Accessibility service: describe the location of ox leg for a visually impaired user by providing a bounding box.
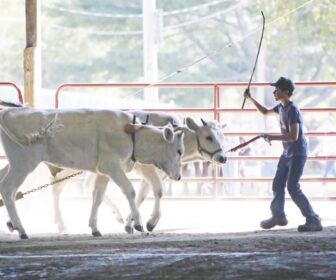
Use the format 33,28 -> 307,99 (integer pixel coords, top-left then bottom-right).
51,174 -> 68,233
125,179 -> 151,233
0,164 -> 9,181
0,164 -> 11,230
182,164 -> 190,195
0,165 -> 34,239
47,165 -> 69,233
142,170 -> 164,232
103,196 -> 124,224
194,162 -> 203,195
127,164 -> 163,232
84,172 -> 123,224
106,166 -> 143,233
89,175 -> 109,237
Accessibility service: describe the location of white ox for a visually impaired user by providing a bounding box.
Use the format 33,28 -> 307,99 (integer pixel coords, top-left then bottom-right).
0,107 -> 184,239
51,111 -> 227,235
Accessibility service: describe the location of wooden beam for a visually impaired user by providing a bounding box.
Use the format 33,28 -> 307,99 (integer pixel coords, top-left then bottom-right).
23,47 -> 35,106
26,0 -> 37,47
24,0 -> 38,106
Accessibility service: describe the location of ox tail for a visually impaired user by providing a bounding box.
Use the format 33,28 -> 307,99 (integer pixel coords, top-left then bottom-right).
0,110 -> 63,148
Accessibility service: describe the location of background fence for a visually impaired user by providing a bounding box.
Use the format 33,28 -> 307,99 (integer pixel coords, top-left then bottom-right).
0,81 -> 335,199
55,81 -> 336,199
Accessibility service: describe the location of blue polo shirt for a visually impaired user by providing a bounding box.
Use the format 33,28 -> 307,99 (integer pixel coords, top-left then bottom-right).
273,101 -> 307,157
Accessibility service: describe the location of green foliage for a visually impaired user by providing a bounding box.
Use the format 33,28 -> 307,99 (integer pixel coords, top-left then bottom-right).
1,0 -> 335,108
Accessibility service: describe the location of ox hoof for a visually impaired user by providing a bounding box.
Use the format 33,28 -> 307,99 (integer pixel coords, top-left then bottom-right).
134,225 -> 144,232
146,222 -> 156,232
57,225 -> 68,234
92,231 -> 102,237
125,226 -> 134,234
6,221 -> 14,232
20,233 -> 29,240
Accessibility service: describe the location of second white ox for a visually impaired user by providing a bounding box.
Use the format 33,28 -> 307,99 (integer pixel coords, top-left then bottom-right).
51,111 -> 227,235
0,107 -> 184,239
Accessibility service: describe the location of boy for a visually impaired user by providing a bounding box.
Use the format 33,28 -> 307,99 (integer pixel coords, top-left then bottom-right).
244,77 -> 323,232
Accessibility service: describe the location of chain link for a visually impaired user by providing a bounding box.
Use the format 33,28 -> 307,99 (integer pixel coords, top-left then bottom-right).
22,171 -> 84,196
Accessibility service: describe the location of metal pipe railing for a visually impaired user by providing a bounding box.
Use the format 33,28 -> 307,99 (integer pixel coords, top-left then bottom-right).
54,81 -> 336,188
0,82 -> 23,104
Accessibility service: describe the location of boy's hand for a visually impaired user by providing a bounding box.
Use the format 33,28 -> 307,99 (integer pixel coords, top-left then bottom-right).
261,134 -> 272,146
244,88 -> 251,99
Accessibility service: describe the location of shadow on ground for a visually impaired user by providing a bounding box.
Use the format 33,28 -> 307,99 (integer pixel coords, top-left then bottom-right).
1,226 -> 336,279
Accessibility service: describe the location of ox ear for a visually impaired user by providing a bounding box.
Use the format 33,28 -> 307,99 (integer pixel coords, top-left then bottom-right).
124,123 -> 142,134
221,123 -> 227,129
163,126 -> 174,143
185,117 -> 199,132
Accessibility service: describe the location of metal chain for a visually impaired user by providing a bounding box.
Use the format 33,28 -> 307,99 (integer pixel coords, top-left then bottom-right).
22,171 -> 83,196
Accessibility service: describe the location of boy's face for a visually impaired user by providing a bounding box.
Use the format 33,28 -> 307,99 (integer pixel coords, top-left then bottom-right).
273,87 -> 289,101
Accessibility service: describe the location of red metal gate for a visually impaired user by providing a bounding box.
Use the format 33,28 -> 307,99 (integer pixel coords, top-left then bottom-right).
55,81 -> 336,198
0,82 -> 23,161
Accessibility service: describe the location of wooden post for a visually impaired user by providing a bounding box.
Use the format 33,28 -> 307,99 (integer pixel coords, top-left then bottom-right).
24,0 -> 38,107
24,47 -> 35,106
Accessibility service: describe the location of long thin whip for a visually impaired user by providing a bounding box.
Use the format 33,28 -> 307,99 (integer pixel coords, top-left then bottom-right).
125,0 -> 314,100
226,135 -> 262,153
241,11 -> 265,109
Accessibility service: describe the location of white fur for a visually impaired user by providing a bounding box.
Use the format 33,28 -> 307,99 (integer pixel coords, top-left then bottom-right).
51,111 -> 227,234
0,108 -> 184,239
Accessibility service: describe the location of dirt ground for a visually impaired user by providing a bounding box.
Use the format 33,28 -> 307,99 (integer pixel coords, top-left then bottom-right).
0,198 -> 336,279
0,228 -> 336,280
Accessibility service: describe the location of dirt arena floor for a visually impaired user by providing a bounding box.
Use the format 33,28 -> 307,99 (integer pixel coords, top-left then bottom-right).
0,228 -> 336,280
1,197 -> 336,279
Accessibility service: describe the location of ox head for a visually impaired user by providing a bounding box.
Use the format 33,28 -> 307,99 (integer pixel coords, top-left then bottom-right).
185,117 -> 227,164
126,123 -> 184,181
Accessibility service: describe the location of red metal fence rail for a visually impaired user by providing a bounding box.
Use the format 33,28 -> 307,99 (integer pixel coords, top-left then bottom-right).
0,82 -> 23,104
55,81 -> 336,192
0,82 -> 23,160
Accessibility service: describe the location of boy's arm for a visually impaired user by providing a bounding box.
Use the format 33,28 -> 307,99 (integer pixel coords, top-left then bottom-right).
264,123 -> 299,142
244,89 -> 275,115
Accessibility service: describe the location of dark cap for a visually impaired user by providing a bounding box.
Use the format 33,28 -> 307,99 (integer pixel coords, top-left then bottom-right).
270,77 -> 295,92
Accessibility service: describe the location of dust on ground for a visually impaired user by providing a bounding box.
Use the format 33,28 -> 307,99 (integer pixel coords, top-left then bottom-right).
1,227 -> 336,280
0,196 -> 336,279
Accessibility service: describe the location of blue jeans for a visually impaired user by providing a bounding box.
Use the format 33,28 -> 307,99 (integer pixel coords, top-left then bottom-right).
270,154 -> 318,220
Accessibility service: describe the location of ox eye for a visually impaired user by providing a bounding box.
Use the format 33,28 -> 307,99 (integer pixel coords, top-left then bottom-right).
206,136 -> 213,142
177,150 -> 182,156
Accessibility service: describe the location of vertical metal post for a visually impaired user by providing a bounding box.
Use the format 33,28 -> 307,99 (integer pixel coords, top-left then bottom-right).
143,0 -> 162,106
214,84 -> 221,198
